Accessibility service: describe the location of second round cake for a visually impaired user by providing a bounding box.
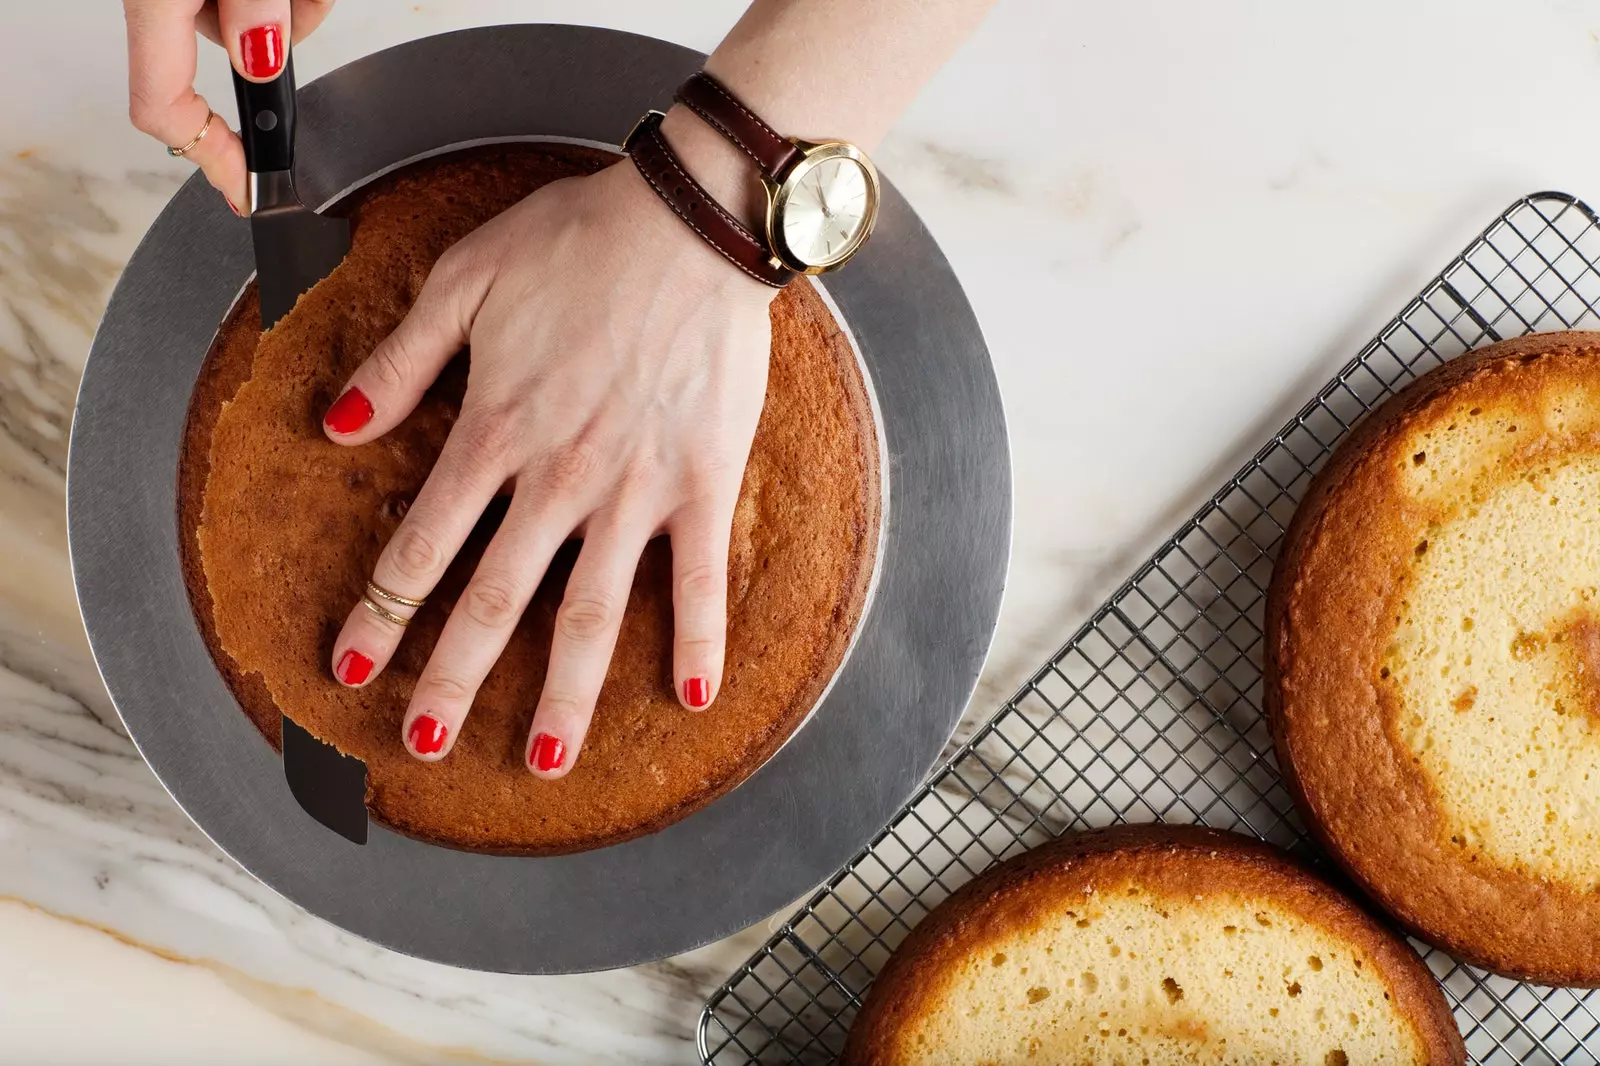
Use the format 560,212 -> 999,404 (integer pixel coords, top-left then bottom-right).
1268,331 -> 1600,985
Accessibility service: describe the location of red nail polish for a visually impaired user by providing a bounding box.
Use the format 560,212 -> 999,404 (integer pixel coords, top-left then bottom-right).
684,677 -> 711,708
530,733 -> 565,772
408,714 -> 448,756
240,24 -> 285,79
226,198 -> 242,217
335,649 -> 373,686
324,387 -> 373,434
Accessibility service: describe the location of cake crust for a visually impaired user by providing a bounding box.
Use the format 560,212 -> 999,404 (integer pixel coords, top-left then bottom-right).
1267,330 -> 1600,985
842,824 -> 1463,1066
177,144 -> 880,854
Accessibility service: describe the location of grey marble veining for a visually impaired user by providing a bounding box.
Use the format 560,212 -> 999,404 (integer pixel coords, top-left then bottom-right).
9,0 -> 1600,1060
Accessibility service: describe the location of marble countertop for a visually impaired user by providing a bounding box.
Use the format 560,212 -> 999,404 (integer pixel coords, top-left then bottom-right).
6,1 -> 1600,1061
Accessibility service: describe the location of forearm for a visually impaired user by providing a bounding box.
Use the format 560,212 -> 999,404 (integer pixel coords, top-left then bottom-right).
659,0 -> 993,227
704,0 -> 991,148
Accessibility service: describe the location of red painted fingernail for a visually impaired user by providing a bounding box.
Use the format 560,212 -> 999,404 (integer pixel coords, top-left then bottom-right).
335,649 -> 373,686
684,677 -> 711,708
324,387 -> 373,435
240,24 -> 285,79
408,714 -> 448,756
530,733 -> 565,772
226,198 -> 242,217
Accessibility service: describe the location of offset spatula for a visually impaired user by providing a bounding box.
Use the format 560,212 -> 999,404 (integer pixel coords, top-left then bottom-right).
234,54 -> 351,324
233,54 -> 367,845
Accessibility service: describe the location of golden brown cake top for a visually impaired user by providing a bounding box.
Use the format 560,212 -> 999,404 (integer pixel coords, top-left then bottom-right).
843,824 -> 1463,1066
179,143 -> 879,854
1269,330 -> 1600,985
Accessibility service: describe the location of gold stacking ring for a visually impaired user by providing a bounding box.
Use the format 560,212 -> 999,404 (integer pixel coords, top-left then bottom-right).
360,595 -> 411,628
360,579 -> 424,627
166,110 -> 217,158
366,579 -> 426,608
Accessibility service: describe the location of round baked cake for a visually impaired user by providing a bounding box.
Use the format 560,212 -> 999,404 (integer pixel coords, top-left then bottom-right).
842,824 -> 1462,1066
177,143 -> 880,854
1268,331 -> 1600,985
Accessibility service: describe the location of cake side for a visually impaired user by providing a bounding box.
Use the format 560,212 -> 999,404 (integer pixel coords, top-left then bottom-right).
842,824 -> 1462,1066
179,142 -> 880,854
178,286 -> 282,747
1267,330 -> 1600,984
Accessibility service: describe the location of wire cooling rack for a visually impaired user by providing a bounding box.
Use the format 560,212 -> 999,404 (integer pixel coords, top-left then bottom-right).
698,193 -> 1600,1065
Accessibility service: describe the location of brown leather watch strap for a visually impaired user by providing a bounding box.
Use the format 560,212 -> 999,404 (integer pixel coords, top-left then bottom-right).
623,111 -> 794,289
675,72 -> 802,180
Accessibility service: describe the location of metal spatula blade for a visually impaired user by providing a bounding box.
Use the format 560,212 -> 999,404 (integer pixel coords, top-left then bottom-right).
249,172 -> 351,326
234,54 -> 365,845
281,716 -> 367,844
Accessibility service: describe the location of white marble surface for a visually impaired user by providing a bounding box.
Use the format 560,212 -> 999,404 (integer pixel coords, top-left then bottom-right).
6,0 -> 1600,1061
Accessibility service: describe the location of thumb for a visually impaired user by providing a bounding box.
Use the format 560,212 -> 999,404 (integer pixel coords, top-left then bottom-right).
323,247 -> 493,445
217,0 -> 292,81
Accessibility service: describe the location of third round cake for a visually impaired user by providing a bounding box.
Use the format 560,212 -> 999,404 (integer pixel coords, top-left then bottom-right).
1268,331 -> 1600,985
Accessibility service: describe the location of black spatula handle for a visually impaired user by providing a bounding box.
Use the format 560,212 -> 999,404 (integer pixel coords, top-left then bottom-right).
232,52 -> 295,174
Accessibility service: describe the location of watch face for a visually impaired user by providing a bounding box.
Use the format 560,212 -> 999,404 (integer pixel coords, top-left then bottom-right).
780,153 -> 874,268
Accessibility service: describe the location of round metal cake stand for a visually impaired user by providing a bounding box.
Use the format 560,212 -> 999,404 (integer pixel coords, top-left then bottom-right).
67,24 -> 1010,973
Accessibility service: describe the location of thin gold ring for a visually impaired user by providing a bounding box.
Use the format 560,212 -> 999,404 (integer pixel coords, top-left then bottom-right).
366,579 -> 425,609
166,110 -> 217,158
360,595 -> 411,628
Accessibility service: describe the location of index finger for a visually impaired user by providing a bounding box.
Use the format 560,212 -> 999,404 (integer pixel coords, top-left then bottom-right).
124,0 -> 248,208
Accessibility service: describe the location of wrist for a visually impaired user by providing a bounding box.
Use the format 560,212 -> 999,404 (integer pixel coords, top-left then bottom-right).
597,157 -> 779,302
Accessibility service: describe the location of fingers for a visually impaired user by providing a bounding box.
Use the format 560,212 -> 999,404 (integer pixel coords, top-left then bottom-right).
328,419 -> 506,690
396,493 -> 576,762
323,245 -> 493,444
124,0 -> 248,208
215,0 -> 292,81
669,497 -> 735,712
525,514 -> 653,779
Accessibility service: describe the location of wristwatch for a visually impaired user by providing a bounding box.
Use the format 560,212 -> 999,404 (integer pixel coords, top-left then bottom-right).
675,72 -> 882,275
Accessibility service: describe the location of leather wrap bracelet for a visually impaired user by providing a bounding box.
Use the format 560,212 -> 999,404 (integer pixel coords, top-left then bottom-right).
622,110 -> 795,289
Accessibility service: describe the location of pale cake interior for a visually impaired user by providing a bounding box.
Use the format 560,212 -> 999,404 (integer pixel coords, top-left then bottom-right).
885,889 -> 1423,1065
1386,392 -> 1600,889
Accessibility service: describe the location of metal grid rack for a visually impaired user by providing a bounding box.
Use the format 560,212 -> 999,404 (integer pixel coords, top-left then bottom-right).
699,193 -> 1600,1065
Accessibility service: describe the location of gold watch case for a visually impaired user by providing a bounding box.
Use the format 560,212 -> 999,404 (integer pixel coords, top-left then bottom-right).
764,140 -> 882,275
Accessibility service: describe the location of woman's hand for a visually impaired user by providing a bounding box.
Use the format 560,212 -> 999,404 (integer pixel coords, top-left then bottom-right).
124,0 -> 336,210
324,161 -> 777,777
